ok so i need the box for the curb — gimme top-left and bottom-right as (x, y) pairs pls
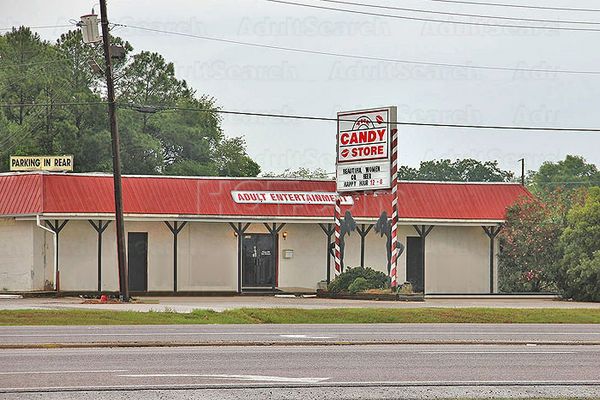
(2, 339), (600, 349)
(0, 295), (23, 299)
(3, 380), (600, 394)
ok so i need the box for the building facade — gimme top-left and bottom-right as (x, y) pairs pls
(0, 172), (530, 294)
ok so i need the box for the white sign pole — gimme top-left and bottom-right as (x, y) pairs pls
(390, 126), (399, 288)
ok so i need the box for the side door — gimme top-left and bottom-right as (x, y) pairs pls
(406, 236), (424, 293)
(128, 232), (148, 292)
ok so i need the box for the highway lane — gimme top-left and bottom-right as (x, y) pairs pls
(0, 344), (600, 398)
(1, 323), (600, 346)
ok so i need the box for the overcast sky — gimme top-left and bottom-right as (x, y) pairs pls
(2, 0), (600, 176)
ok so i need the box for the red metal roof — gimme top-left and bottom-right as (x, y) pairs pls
(0, 173), (531, 221)
(0, 174), (42, 216)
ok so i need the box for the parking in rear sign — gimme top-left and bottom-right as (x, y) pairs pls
(336, 107), (396, 192)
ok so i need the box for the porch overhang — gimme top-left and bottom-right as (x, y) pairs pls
(17, 213), (505, 226)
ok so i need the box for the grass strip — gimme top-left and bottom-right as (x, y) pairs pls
(0, 307), (600, 325)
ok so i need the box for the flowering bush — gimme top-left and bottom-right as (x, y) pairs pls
(520, 269), (545, 291)
(498, 193), (567, 293)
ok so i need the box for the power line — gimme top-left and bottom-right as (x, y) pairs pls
(0, 100), (106, 151)
(0, 101), (107, 108)
(122, 103), (600, 133)
(0, 59), (69, 69)
(426, 0), (600, 12)
(118, 24), (600, 75)
(0, 24), (72, 31)
(533, 180), (600, 185)
(2, 102), (600, 133)
(267, 0), (600, 32)
(320, 0), (600, 25)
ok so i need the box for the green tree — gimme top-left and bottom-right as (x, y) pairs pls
(530, 155), (600, 194)
(558, 187), (600, 301)
(397, 159), (513, 182)
(262, 167), (330, 179)
(0, 27), (82, 166)
(0, 27), (51, 125)
(0, 27), (260, 177)
(213, 137), (260, 177)
(116, 51), (258, 176)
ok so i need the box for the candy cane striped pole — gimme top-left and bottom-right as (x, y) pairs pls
(333, 196), (342, 276)
(390, 128), (399, 288)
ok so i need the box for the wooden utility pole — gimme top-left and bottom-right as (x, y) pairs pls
(99, 0), (129, 301)
(519, 158), (525, 186)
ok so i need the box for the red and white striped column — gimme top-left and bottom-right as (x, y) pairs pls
(333, 196), (342, 276)
(390, 128), (399, 288)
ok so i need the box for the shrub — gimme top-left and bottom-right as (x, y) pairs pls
(327, 267), (388, 293)
(348, 277), (371, 294)
(397, 282), (413, 295)
(563, 251), (600, 301)
(558, 188), (600, 301)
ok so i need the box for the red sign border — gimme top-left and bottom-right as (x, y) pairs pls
(336, 108), (391, 164)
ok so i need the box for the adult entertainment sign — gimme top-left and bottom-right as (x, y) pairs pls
(232, 191), (353, 205)
(10, 155), (73, 172)
(336, 107), (396, 192)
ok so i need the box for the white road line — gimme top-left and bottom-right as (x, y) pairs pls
(119, 373), (330, 383)
(0, 369), (127, 375)
(3, 380), (600, 392)
(279, 334), (334, 339)
(419, 351), (574, 354)
(1, 331), (599, 337)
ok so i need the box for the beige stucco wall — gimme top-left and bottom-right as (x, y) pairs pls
(44, 220), (239, 292)
(279, 223), (398, 289)
(277, 223), (326, 288)
(12, 219), (495, 294)
(125, 221), (173, 292)
(0, 219), (34, 291)
(57, 221), (98, 291)
(179, 222), (237, 291)
(398, 225), (493, 294)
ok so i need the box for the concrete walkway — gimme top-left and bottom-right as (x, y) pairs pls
(0, 296), (599, 313)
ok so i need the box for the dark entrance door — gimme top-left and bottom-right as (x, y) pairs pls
(406, 236), (424, 293)
(128, 232), (148, 292)
(242, 233), (276, 288)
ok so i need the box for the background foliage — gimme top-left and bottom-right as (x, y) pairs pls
(498, 156), (600, 299)
(397, 158), (514, 182)
(0, 27), (259, 176)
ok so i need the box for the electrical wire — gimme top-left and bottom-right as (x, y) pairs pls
(118, 24), (600, 76)
(267, 0), (600, 32)
(0, 101), (107, 108)
(0, 92), (106, 153)
(0, 24), (72, 31)
(533, 180), (600, 184)
(3, 101), (599, 162)
(8, 101), (600, 135)
(0, 94), (57, 150)
(319, 0), (600, 25)
(0, 59), (70, 70)
(426, 0), (600, 13)
(120, 103), (600, 133)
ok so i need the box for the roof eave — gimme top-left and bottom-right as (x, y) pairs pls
(14, 213), (504, 226)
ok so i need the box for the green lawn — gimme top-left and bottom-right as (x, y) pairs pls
(1, 307), (600, 325)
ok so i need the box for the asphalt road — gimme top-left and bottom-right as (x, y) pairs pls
(1, 323), (600, 346)
(1, 344), (600, 399)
